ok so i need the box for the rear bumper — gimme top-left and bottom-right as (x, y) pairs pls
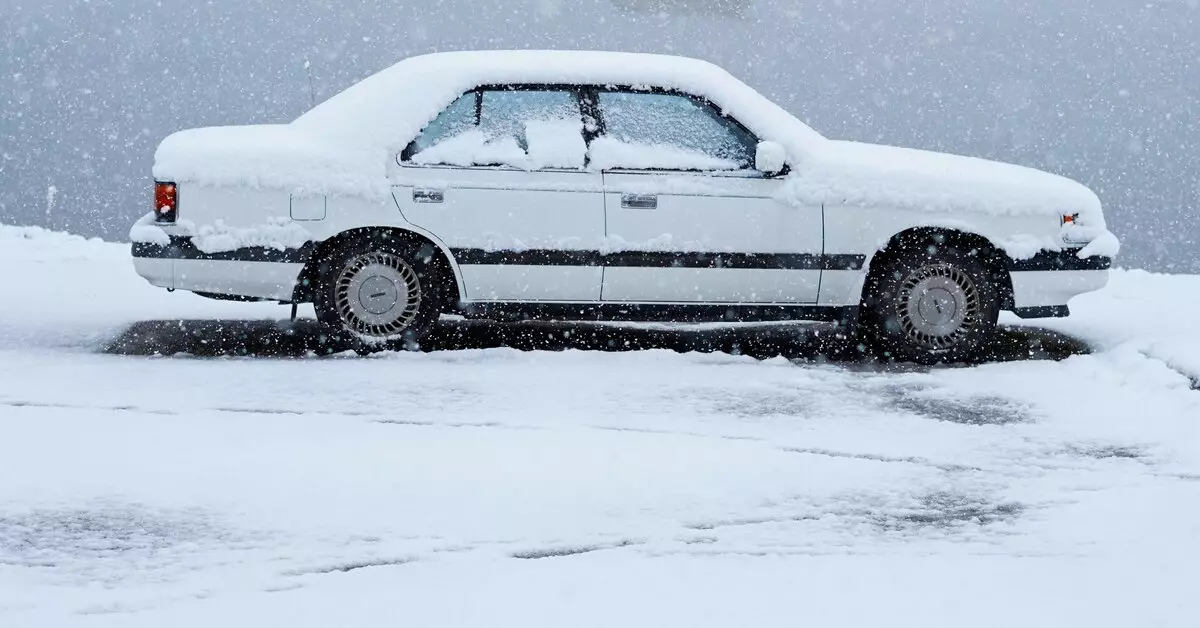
(132, 237), (314, 264)
(133, 256), (174, 290)
(131, 237), (308, 301)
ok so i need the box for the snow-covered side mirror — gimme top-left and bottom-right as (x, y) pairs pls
(755, 141), (787, 175)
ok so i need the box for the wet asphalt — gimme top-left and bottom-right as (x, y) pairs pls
(101, 318), (1091, 366)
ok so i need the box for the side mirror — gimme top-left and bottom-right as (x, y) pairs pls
(755, 141), (787, 175)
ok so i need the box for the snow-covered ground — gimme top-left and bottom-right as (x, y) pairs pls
(2, 224), (1198, 627)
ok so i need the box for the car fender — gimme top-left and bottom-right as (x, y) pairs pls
(821, 207), (1057, 307)
(302, 194), (468, 304)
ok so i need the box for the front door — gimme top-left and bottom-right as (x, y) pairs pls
(591, 90), (824, 304)
(392, 87), (605, 302)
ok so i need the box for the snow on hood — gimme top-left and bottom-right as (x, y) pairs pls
(786, 140), (1106, 225)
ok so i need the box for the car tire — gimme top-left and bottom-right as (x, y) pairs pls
(312, 233), (443, 351)
(861, 243), (1001, 364)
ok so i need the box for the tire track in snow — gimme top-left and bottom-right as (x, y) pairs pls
(283, 557), (415, 576)
(511, 539), (642, 560)
(782, 447), (981, 472)
(0, 400), (178, 415)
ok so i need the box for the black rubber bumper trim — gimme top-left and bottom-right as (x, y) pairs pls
(132, 236), (315, 264)
(1013, 305), (1071, 319)
(1007, 249), (1112, 272)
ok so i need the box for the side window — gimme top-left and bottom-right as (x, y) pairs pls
(406, 93), (477, 157)
(405, 88), (585, 169)
(591, 91), (757, 171)
(480, 90), (577, 152)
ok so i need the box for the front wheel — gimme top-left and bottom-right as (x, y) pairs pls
(312, 234), (443, 350)
(861, 245), (1001, 364)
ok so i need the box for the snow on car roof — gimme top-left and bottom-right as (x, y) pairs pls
(153, 50), (1108, 235)
(293, 50), (825, 155)
(156, 50), (824, 200)
(154, 50), (826, 199)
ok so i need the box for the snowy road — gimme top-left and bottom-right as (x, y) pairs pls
(2, 225), (1199, 627)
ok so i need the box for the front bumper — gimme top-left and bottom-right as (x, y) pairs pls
(1009, 268), (1109, 308)
(1004, 248), (1111, 310)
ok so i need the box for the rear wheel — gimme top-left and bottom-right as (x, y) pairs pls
(312, 234), (443, 350)
(861, 244), (1001, 364)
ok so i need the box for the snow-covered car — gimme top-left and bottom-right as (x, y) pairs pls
(131, 50), (1118, 361)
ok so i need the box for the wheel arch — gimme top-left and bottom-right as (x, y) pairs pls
(858, 226), (1015, 311)
(292, 226), (466, 310)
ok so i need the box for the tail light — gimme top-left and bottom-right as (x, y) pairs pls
(154, 181), (177, 223)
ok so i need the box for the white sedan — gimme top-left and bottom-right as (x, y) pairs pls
(131, 50), (1117, 362)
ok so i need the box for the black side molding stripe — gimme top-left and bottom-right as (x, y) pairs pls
(133, 237), (1109, 274)
(603, 251), (865, 271)
(134, 238), (864, 270)
(452, 248), (603, 267)
(450, 248), (865, 271)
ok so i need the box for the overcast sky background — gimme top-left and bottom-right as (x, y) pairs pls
(2, 0), (1196, 271)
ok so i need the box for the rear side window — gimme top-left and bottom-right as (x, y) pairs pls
(404, 88), (585, 169)
(591, 91), (757, 171)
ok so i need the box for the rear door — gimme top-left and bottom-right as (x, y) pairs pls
(592, 89), (824, 304)
(392, 87), (605, 302)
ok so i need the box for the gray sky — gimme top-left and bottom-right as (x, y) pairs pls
(2, 0), (1196, 271)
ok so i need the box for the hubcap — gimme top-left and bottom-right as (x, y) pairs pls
(335, 252), (421, 338)
(896, 263), (981, 350)
(358, 275), (399, 315)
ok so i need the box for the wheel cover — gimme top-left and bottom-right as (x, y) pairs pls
(334, 252), (422, 338)
(896, 263), (981, 350)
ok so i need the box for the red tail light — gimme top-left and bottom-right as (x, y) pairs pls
(154, 181), (177, 223)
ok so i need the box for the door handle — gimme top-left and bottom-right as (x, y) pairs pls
(621, 193), (657, 209)
(413, 188), (444, 203)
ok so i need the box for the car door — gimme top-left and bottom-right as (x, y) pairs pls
(593, 89), (824, 304)
(391, 86), (605, 302)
